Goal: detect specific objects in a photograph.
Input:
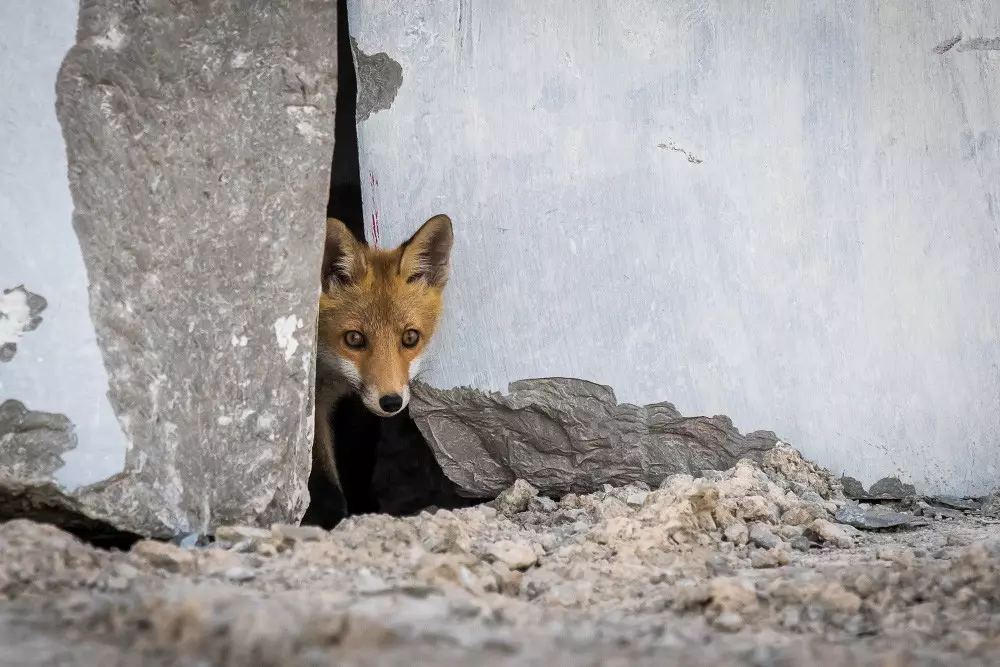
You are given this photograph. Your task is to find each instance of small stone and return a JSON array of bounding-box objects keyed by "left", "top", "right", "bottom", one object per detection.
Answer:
[
  {"left": 736, "top": 495, "right": 781, "bottom": 523},
  {"left": 224, "top": 567, "right": 257, "bottom": 582},
  {"left": 776, "top": 524, "right": 804, "bottom": 539},
  {"left": 713, "top": 611, "right": 744, "bottom": 632},
  {"left": 723, "top": 521, "right": 749, "bottom": 546},
  {"left": 749, "top": 548, "right": 787, "bottom": 569},
  {"left": 230, "top": 540, "right": 255, "bottom": 553},
  {"left": 131, "top": 540, "right": 196, "bottom": 572},
  {"left": 255, "top": 542, "right": 278, "bottom": 557},
  {"left": 215, "top": 525, "right": 271, "bottom": 542},
  {"left": 748, "top": 523, "right": 781, "bottom": 550},
  {"left": 705, "top": 554, "right": 736, "bottom": 576},
  {"left": 491, "top": 479, "right": 539, "bottom": 516},
  {"left": 852, "top": 573, "right": 877, "bottom": 597},
  {"left": 779, "top": 506, "right": 814, "bottom": 526},
  {"left": 790, "top": 536, "right": 811, "bottom": 552},
  {"left": 596, "top": 496, "right": 632, "bottom": 519},
  {"left": 486, "top": 540, "right": 538, "bottom": 570},
  {"left": 270, "top": 524, "right": 328, "bottom": 543},
  {"left": 803, "top": 519, "right": 854, "bottom": 548},
  {"left": 625, "top": 490, "right": 649, "bottom": 508},
  {"left": 876, "top": 547, "right": 916, "bottom": 568},
  {"left": 817, "top": 583, "right": 862, "bottom": 614},
  {"left": 527, "top": 496, "right": 558, "bottom": 512},
  {"left": 548, "top": 582, "right": 591, "bottom": 607},
  {"left": 707, "top": 577, "right": 757, "bottom": 613}
]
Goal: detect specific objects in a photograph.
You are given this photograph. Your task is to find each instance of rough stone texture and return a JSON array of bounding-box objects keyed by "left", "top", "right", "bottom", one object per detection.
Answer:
[
  {"left": 0, "top": 400, "right": 76, "bottom": 480},
  {"left": 352, "top": 39, "right": 403, "bottom": 122},
  {"left": 868, "top": 477, "right": 917, "bottom": 500},
  {"left": 409, "top": 378, "right": 778, "bottom": 498},
  {"left": 34, "top": 0, "right": 339, "bottom": 537},
  {"left": 835, "top": 503, "right": 923, "bottom": 531},
  {"left": 2, "top": 447, "right": 1000, "bottom": 666}
]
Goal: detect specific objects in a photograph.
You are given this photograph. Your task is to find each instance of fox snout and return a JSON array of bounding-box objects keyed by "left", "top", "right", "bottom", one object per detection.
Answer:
[{"left": 359, "top": 381, "right": 410, "bottom": 418}]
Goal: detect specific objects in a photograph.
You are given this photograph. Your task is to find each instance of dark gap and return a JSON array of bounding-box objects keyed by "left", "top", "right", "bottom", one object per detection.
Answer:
[
  {"left": 0, "top": 489, "right": 143, "bottom": 551},
  {"left": 303, "top": 0, "right": 481, "bottom": 530}
]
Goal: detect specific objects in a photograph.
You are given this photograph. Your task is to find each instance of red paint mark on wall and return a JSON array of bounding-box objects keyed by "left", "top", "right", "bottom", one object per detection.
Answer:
[{"left": 369, "top": 172, "right": 381, "bottom": 247}]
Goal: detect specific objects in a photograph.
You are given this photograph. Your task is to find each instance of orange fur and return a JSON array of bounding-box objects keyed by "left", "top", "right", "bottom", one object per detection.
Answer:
[{"left": 311, "top": 214, "right": 453, "bottom": 511}]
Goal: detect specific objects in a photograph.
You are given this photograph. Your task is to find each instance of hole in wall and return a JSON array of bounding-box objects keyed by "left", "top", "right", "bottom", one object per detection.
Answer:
[{"left": 304, "top": 0, "right": 482, "bottom": 529}]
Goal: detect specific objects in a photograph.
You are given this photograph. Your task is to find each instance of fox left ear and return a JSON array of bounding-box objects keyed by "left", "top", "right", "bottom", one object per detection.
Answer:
[{"left": 399, "top": 214, "right": 453, "bottom": 288}]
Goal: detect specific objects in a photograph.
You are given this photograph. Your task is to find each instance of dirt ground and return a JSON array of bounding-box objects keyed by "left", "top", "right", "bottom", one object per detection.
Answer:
[{"left": 1, "top": 445, "right": 998, "bottom": 667}]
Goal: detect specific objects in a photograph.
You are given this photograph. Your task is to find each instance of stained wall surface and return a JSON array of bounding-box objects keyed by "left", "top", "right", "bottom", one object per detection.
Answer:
[
  {"left": 349, "top": 0, "right": 1000, "bottom": 495},
  {"left": 0, "top": 0, "right": 127, "bottom": 489}
]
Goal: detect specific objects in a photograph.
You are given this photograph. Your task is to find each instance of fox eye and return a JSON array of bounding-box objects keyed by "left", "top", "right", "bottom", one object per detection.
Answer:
[
  {"left": 344, "top": 331, "right": 366, "bottom": 349},
  {"left": 401, "top": 329, "right": 420, "bottom": 348}
]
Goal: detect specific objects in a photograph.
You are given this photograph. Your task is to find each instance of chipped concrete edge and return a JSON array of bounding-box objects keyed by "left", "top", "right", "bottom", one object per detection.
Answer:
[{"left": 351, "top": 37, "right": 403, "bottom": 122}]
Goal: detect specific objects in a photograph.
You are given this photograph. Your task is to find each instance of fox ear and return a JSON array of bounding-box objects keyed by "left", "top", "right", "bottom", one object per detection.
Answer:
[
  {"left": 322, "top": 218, "right": 367, "bottom": 290},
  {"left": 399, "top": 214, "right": 454, "bottom": 288}
]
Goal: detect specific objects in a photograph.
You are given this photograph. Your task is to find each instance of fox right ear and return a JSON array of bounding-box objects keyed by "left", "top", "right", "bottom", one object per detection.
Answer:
[{"left": 322, "top": 218, "right": 367, "bottom": 290}]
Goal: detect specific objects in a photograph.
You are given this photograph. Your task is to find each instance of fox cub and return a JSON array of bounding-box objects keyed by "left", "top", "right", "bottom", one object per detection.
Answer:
[{"left": 303, "top": 214, "right": 454, "bottom": 528}]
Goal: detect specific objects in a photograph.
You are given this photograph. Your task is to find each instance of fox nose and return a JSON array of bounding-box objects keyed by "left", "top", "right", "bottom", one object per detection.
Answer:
[{"left": 378, "top": 393, "right": 404, "bottom": 414}]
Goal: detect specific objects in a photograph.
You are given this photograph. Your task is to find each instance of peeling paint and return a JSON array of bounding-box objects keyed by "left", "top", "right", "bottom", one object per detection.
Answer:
[
  {"left": 0, "top": 285, "right": 48, "bottom": 362},
  {"left": 352, "top": 38, "right": 404, "bottom": 122}
]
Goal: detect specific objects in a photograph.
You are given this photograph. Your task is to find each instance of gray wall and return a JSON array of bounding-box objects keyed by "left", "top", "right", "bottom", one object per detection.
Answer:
[
  {"left": 350, "top": 0, "right": 1000, "bottom": 495},
  {"left": 0, "top": 0, "right": 128, "bottom": 489}
]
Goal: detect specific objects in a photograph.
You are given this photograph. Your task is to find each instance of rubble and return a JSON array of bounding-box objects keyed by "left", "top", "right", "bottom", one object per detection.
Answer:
[{"left": 1, "top": 445, "right": 999, "bottom": 666}]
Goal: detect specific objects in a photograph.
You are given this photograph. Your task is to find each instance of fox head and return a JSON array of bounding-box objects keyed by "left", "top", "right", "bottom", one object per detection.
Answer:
[{"left": 317, "top": 214, "right": 453, "bottom": 417}]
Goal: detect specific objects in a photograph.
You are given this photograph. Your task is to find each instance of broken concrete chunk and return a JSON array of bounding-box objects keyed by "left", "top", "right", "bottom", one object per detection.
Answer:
[
  {"left": 7, "top": 0, "right": 339, "bottom": 538},
  {"left": 0, "top": 400, "right": 77, "bottom": 481},
  {"left": 834, "top": 504, "right": 920, "bottom": 531},
  {"left": 803, "top": 519, "right": 854, "bottom": 548},
  {"left": 748, "top": 523, "right": 782, "bottom": 550},
  {"left": 485, "top": 540, "right": 538, "bottom": 570},
  {"left": 490, "top": 479, "right": 539, "bottom": 516},
  {"left": 723, "top": 521, "right": 749, "bottom": 546},
  {"left": 867, "top": 477, "right": 916, "bottom": 500},
  {"left": 840, "top": 476, "right": 867, "bottom": 499},
  {"left": 929, "top": 496, "right": 981, "bottom": 512},
  {"left": 410, "top": 378, "right": 779, "bottom": 498}
]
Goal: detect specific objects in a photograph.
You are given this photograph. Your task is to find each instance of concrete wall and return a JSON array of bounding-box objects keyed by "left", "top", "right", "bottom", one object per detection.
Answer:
[
  {"left": 0, "top": 0, "right": 126, "bottom": 489},
  {"left": 1, "top": 0, "right": 338, "bottom": 537},
  {"left": 349, "top": 0, "right": 1000, "bottom": 495}
]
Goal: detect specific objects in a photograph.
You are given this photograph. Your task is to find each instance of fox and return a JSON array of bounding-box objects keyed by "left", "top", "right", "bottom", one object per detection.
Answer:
[{"left": 301, "top": 213, "right": 454, "bottom": 528}]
